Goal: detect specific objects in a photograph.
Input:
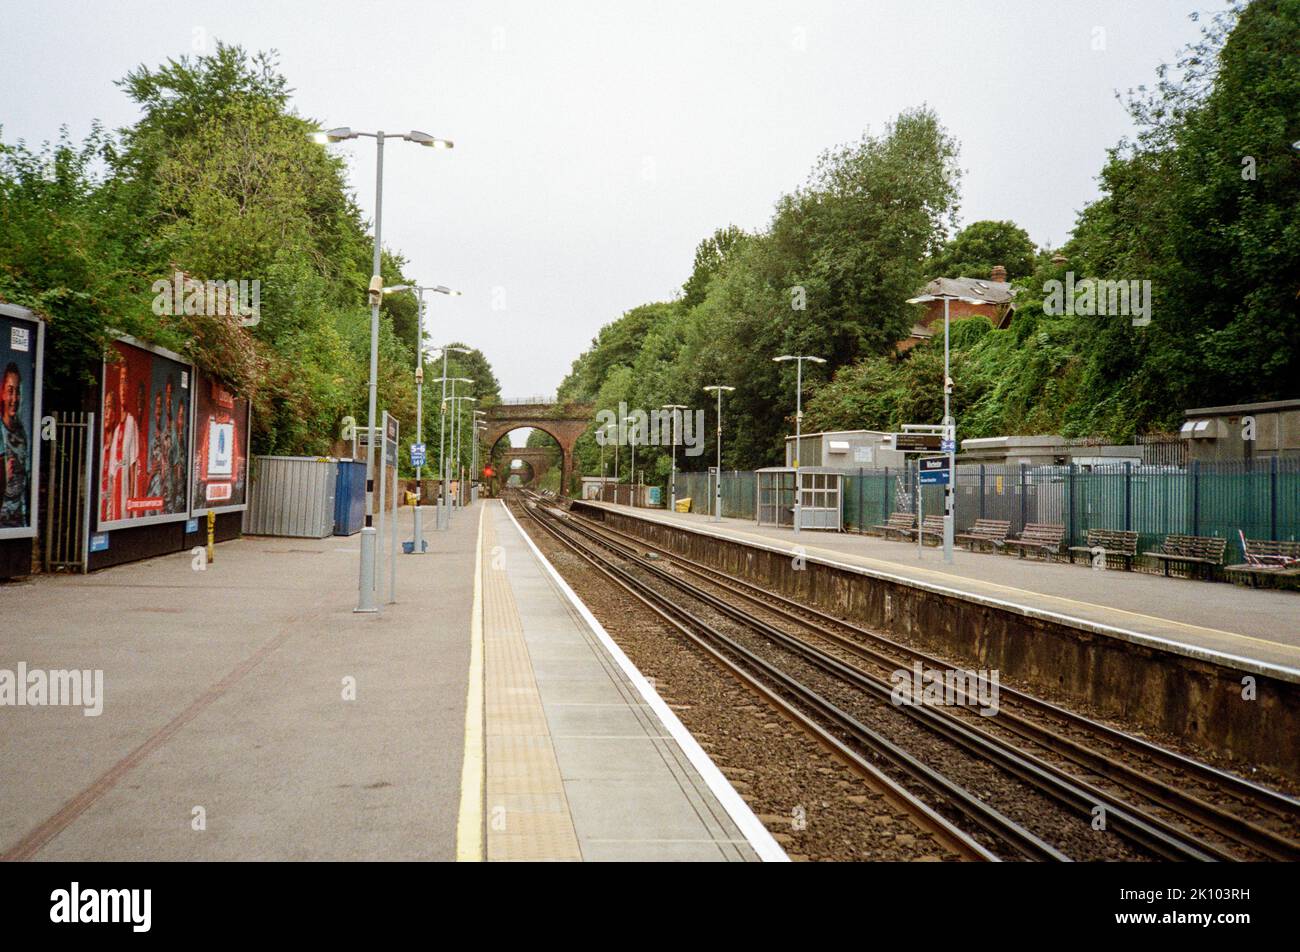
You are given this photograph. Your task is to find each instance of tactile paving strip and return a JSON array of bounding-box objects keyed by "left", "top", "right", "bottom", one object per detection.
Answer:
[{"left": 482, "top": 517, "right": 582, "bottom": 861}]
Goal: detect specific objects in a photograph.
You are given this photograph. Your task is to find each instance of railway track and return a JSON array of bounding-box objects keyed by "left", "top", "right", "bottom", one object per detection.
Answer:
[{"left": 515, "top": 491, "right": 1300, "bottom": 862}]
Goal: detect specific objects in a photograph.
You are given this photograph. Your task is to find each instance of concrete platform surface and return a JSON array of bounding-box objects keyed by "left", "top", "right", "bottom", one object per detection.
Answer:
[
  {"left": 0, "top": 506, "right": 475, "bottom": 860},
  {"left": 582, "top": 502, "right": 1300, "bottom": 677},
  {"left": 469, "top": 501, "right": 775, "bottom": 861}
]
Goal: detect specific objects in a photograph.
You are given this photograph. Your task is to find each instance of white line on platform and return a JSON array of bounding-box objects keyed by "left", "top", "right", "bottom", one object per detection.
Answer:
[
  {"left": 455, "top": 505, "right": 486, "bottom": 862},
  {"left": 501, "top": 500, "right": 789, "bottom": 863}
]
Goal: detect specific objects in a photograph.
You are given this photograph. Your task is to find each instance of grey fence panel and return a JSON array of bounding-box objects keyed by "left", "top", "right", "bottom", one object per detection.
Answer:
[{"left": 245, "top": 456, "right": 337, "bottom": 538}]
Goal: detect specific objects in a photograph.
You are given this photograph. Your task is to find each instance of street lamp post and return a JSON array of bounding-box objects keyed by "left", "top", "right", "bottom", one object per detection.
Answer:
[
  {"left": 703, "top": 385, "right": 735, "bottom": 522},
  {"left": 384, "top": 284, "right": 461, "bottom": 552},
  {"left": 611, "top": 424, "right": 620, "bottom": 502},
  {"left": 471, "top": 410, "right": 486, "bottom": 503},
  {"left": 314, "top": 126, "right": 452, "bottom": 612},
  {"left": 773, "top": 355, "right": 825, "bottom": 535},
  {"left": 905, "top": 290, "right": 984, "bottom": 563},
  {"left": 452, "top": 394, "right": 478, "bottom": 507},
  {"left": 661, "top": 404, "right": 688, "bottom": 510},
  {"left": 434, "top": 362, "right": 471, "bottom": 528}
]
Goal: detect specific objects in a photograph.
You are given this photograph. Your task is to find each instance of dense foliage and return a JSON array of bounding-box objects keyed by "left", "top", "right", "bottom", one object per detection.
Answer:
[
  {"left": 559, "top": 1, "right": 1299, "bottom": 482},
  {"left": 0, "top": 43, "right": 498, "bottom": 465}
]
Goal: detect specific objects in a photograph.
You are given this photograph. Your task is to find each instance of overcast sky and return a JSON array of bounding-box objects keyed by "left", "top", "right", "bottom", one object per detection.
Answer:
[{"left": 2, "top": 0, "right": 1208, "bottom": 398}]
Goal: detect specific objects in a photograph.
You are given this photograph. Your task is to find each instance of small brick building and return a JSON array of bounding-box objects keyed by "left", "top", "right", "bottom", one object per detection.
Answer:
[{"left": 900, "top": 265, "right": 1016, "bottom": 353}]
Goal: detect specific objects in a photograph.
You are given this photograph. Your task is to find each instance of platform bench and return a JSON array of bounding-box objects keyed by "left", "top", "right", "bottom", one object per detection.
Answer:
[
  {"left": 873, "top": 512, "right": 916, "bottom": 540},
  {"left": 1003, "top": 523, "right": 1066, "bottom": 560},
  {"left": 1224, "top": 534, "right": 1300, "bottom": 587},
  {"left": 955, "top": 518, "right": 1011, "bottom": 552},
  {"left": 1142, "top": 534, "right": 1226, "bottom": 581},
  {"left": 911, "top": 514, "right": 948, "bottom": 543},
  {"left": 1068, "top": 529, "right": 1139, "bottom": 570}
]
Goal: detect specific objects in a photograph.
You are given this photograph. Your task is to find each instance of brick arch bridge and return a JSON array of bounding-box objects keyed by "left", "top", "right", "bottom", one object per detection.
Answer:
[
  {"left": 494, "top": 447, "right": 555, "bottom": 490},
  {"left": 483, "top": 399, "right": 595, "bottom": 496}
]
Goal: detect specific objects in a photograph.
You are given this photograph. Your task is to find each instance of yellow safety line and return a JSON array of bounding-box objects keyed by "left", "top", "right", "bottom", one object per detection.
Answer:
[
  {"left": 455, "top": 503, "right": 487, "bottom": 861},
  {"left": 632, "top": 509, "right": 1300, "bottom": 659}
]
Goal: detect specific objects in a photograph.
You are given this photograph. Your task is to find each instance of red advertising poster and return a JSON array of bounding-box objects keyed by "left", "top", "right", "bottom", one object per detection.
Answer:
[
  {"left": 98, "top": 337, "right": 192, "bottom": 530},
  {"left": 190, "top": 370, "right": 250, "bottom": 515}
]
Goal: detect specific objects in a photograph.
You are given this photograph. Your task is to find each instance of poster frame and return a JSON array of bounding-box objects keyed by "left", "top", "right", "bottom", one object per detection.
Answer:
[
  {"left": 188, "top": 368, "right": 253, "bottom": 518},
  {"left": 0, "top": 304, "right": 45, "bottom": 541},
  {"left": 96, "top": 333, "right": 194, "bottom": 533}
]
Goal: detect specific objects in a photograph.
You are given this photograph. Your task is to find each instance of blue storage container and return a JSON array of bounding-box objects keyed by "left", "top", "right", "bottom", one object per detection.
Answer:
[{"left": 334, "top": 461, "right": 366, "bottom": 535}]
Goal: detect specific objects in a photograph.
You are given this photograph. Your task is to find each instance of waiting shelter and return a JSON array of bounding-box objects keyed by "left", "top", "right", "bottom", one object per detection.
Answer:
[{"left": 755, "top": 467, "right": 843, "bottom": 530}]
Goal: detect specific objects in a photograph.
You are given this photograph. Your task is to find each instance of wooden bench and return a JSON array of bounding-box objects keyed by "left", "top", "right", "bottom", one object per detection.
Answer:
[
  {"left": 873, "top": 512, "right": 916, "bottom": 540},
  {"left": 911, "top": 515, "right": 947, "bottom": 543},
  {"left": 1068, "top": 528, "right": 1139, "bottom": 570},
  {"left": 955, "top": 518, "right": 1010, "bottom": 551},
  {"left": 1224, "top": 532, "right": 1300, "bottom": 587},
  {"left": 1142, "top": 534, "right": 1226, "bottom": 580},
  {"left": 1003, "top": 523, "right": 1066, "bottom": 560}
]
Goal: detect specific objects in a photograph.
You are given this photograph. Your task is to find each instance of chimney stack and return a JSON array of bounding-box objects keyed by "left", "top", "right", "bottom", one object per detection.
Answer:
[{"left": 990, "top": 264, "right": 1007, "bottom": 283}]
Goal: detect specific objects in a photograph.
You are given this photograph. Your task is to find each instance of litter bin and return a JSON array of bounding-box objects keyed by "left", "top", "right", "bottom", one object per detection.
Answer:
[{"left": 334, "top": 460, "right": 366, "bottom": 536}]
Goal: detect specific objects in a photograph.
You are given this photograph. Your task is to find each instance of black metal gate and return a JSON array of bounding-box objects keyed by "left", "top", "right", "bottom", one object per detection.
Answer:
[{"left": 42, "top": 410, "right": 94, "bottom": 573}]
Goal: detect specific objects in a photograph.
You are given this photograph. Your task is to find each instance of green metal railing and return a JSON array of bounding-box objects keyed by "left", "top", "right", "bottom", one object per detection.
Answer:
[{"left": 657, "top": 459, "right": 1300, "bottom": 564}]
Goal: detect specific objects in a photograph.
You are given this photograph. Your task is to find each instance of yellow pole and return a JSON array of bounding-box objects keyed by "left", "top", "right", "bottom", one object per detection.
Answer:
[{"left": 206, "top": 510, "right": 215, "bottom": 564}]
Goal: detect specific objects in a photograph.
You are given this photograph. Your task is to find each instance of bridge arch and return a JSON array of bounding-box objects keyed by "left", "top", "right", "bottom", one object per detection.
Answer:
[{"left": 483, "top": 400, "right": 594, "bottom": 496}]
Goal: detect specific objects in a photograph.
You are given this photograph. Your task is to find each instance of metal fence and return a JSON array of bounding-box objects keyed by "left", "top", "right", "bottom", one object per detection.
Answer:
[
  {"left": 651, "top": 459, "right": 1300, "bottom": 564},
  {"left": 42, "top": 411, "right": 95, "bottom": 573},
  {"left": 676, "top": 471, "right": 758, "bottom": 519}
]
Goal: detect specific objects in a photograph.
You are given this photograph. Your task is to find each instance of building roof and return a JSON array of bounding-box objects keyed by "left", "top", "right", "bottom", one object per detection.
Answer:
[
  {"left": 915, "top": 276, "right": 1016, "bottom": 306},
  {"left": 1184, "top": 398, "right": 1300, "bottom": 416}
]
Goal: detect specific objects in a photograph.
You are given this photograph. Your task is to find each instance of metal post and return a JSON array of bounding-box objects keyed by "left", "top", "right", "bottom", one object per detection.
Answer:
[
  {"left": 439, "top": 348, "right": 449, "bottom": 529},
  {"left": 942, "top": 296, "right": 954, "bottom": 563},
  {"left": 356, "top": 132, "right": 385, "bottom": 614},
  {"left": 714, "top": 389, "right": 722, "bottom": 521},
  {"left": 917, "top": 464, "right": 923, "bottom": 560},
  {"left": 389, "top": 416, "right": 398, "bottom": 602},
  {"left": 978, "top": 464, "right": 986, "bottom": 519},
  {"left": 1019, "top": 462, "right": 1028, "bottom": 532},
  {"left": 412, "top": 292, "right": 425, "bottom": 551},
  {"left": 794, "top": 358, "right": 802, "bottom": 535},
  {"left": 1067, "top": 462, "right": 1076, "bottom": 547},
  {"left": 1190, "top": 460, "right": 1200, "bottom": 537},
  {"left": 857, "top": 466, "right": 864, "bottom": 534},
  {"left": 377, "top": 416, "right": 387, "bottom": 602},
  {"left": 1270, "top": 455, "right": 1279, "bottom": 541},
  {"left": 670, "top": 411, "right": 677, "bottom": 510},
  {"left": 1124, "top": 461, "right": 1132, "bottom": 531}
]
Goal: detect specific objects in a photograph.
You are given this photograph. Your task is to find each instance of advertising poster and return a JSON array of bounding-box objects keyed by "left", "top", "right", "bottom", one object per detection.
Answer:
[
  {"left": 98, "top": 337, "right": 192, "bottom": 530},
  {"left": 190, "top": 370, "right": 251, "bottom": 515},
  {"left": 0, "top": 305, "right": 44, "bottom": 540}
]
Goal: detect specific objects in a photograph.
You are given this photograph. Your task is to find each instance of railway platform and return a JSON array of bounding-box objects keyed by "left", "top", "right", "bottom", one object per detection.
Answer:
[
  {"left": 0, "top": 501, "right": 777, "bottom": 862},
  {"left": 578, "top": 502, "right": 1300, "bottom": 679},
  {"left": 459, "top": 501, "right": 777, "bottom": 861}
]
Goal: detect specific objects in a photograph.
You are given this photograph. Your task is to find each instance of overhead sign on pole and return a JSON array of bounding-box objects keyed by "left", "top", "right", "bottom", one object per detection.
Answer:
[
  {"left": 894, "top": 433, "right": 942, "bottom": 452},
  {"left": 409, "top": 442, "right": 426, "bottom": 467}
]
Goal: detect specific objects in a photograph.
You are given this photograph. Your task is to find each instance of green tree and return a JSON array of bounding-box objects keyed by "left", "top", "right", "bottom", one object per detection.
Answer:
[{"left": 926, "top": 219, "right": 1037, "bottom": 280}]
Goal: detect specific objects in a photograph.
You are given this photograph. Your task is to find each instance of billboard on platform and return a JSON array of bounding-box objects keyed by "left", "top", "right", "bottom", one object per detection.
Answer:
[
  {"left": 98, "top": 336, "right": 192, "bottom": 531},
  {"left": 190, "top": 370, "right": 251, "bottom": 516}
]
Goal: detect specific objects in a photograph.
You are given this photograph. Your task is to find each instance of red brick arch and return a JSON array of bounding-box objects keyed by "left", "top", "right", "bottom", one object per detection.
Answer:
[{"left": 483, "top": 402, "right": 595, "bottom": 496}]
